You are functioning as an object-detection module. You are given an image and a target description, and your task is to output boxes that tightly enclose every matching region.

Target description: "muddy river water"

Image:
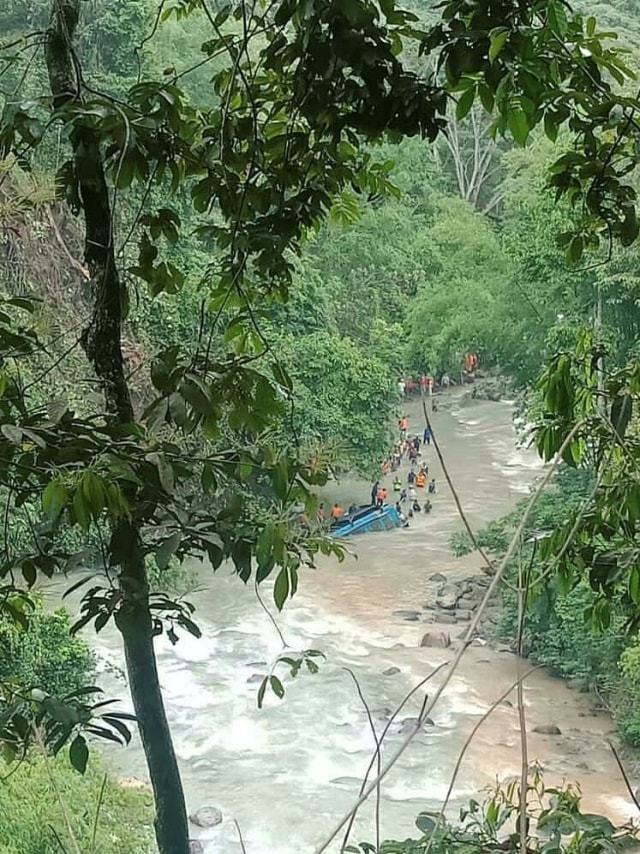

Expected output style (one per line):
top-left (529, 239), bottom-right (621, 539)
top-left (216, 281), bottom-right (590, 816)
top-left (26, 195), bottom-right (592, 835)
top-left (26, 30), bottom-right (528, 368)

top-left (46, 394), bottom-right (637, 852)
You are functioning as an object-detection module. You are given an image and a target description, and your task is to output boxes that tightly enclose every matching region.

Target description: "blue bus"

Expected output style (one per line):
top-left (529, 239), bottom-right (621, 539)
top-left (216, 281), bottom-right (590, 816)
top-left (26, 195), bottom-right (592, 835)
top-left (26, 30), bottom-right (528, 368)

top-left (331, 504), bottom-right (404, 538)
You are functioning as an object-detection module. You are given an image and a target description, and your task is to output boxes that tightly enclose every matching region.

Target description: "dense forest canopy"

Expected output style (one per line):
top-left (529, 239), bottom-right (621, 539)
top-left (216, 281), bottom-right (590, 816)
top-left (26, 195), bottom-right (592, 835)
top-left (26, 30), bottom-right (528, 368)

top-left (4, 1), bottom-right (640, 853)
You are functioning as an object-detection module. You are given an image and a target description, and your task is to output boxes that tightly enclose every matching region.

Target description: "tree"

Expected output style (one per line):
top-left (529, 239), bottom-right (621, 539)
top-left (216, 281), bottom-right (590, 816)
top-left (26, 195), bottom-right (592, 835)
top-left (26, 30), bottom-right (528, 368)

top-left (0, 1), bottom-right (638, 852)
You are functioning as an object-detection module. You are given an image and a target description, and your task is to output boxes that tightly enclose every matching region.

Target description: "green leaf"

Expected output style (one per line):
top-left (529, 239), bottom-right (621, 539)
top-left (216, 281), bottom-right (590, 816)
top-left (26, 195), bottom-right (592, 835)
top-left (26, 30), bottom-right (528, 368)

top-left (507, 109), bottom-right (529, 146)
top-left (273, 458), bottom-right (289, 501)
top-left (456, 86), bottom-right (475, 121)
top-left (567, 235), bottom-right (584, 263)
top-left (269, 674), bottom-right (285, 699)
top-left (73, 487), bottom-right (90, 531)
top-left (273, 568), bottom-right (290, 610)
top-left (329, 190), bottom-right (360, 227)
top-left (489, 29), bottom-right (509, 63)
top-left (81, 473), bottom-right (106, 519)
top-left (257, 677), bottom-right (268, 709)
top-left (156, 531), bottom-right (181, 570)
top-left (478, 83), bottom-right (495, 112)
top-left (544, 112), bottom-right (559, 142)
top-left (69, 734), bottom-right (88, 774)
top-left (0, 424), bottom-right (22, 444)
top-left (547, 0), bottom-right (569, 36)
top-left (611, 393), bottom-right (633, 440)
top-left (416, 813), bottom-right (437, 834)
top-left (42, 479), bottom-right (69, 521)
top-left (146, 452), bottom-right (174, 494)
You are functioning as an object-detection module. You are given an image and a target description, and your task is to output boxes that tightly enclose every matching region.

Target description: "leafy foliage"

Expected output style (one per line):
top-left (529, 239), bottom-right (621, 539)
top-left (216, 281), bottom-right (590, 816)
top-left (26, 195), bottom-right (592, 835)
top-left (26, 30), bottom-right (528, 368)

top-left (0, 598), bottom-right (95, 699)
top-left (4, 0), bottom-right (640, 849)
top-left (348, 770), bottom-right (637, 854)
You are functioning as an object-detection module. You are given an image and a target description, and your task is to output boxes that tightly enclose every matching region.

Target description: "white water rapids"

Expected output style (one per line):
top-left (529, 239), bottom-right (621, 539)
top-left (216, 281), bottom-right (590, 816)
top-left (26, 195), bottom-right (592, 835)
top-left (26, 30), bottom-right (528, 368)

top-left (44, 395), bottom-right (637, 852)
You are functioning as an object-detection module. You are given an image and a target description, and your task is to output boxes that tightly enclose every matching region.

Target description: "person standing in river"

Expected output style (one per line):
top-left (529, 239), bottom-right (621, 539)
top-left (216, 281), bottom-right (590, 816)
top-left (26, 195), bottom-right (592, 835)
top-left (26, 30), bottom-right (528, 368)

top-left (423, 425), bottom-right (432, 445)
top-left (371, 480), bottom-right (379, 506)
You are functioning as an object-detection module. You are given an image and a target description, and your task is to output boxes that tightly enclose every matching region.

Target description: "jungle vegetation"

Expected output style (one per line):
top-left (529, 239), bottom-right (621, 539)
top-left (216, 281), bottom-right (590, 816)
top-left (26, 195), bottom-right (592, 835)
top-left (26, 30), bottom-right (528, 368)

top-left (2, 1), bottom-right (640, 853)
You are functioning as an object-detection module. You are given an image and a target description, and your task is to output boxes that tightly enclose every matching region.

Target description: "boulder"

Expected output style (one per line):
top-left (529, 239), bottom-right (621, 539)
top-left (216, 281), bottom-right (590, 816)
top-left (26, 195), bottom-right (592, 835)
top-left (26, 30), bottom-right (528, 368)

top-left (435, 613), bottom-right (457, 625)
top-left (532, 724), bottom-right (562, 736)
top-left (383, 666), bottom-right (401, 676)
top-left (393, 610), bottom-right (421, 622)
top-left (189, 807), bottom-right (223, 828)
top-left (398, 716), bottom-right (435, 735)
top-left (373, 707), bottom-right (393, 718)
top-left (247, 673), bottom-right (264, 684)
top-left (420, 631), bottom-right (451, 649)
top-left (501, 699), bottom-right (514, 708)
top-left (247, 660), bottom-right (267, 668)
top-left (436, 583), bottom-right (462, 610)
top-left (455, 610), bottom-right (472, 622)
top-left (429, 572), bottom-right (447, 583)
top-left (190, 843), bottom-right (205, 854)
top-left (118, 775), bottom-right (152, 793)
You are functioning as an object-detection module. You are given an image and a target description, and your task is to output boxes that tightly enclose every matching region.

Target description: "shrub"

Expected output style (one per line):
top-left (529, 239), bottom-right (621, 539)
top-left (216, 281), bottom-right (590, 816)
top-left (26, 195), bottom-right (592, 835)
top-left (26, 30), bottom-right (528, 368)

top-left (612, 642), bottom-right (640, 746)
top-left (501, 581), bottom-right (626, 688)
top-left (0, 599), bottom-right (95, 697)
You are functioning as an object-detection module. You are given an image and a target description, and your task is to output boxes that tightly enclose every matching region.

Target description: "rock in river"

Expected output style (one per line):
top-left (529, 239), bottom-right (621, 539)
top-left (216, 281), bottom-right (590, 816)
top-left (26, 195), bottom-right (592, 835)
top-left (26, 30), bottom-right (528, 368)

top-left (189, 806), bottom-right (223, 828)
top-left (190, 843), bottom-right (204, 854)
top-left (118, 775), bottom-right (151, 793)
top-left (398, 716), bottom-right (435, 735)
top-left (420, 631), bottom-right (451, 648)
top-left (247, 673), bottom-right (264, 684)
top-left (383, 666), bottom-right (401, 676)
top-left (393, 609), bottom-right (421, 621)
top-left (532, 724), bottom-right (562, 736)
top-left (436, 583), bottom-right (462, 610)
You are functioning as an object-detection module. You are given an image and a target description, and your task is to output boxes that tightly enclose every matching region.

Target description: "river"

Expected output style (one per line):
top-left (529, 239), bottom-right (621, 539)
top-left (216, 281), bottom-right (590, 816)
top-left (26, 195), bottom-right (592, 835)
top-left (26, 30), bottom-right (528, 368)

top-left (45, 394), bottom-right (636, 853)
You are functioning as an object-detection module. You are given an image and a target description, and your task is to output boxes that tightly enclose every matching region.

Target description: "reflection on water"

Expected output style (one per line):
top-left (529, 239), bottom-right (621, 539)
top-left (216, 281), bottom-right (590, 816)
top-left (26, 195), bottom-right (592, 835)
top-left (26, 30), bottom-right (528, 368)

top-left (44, 395), bottom-right (636, 853)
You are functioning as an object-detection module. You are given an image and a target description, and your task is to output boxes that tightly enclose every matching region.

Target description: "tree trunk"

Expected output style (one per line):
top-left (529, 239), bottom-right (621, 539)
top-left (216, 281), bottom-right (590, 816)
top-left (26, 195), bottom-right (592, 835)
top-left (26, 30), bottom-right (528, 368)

top-left (45, 4), bottom-right (190, 852)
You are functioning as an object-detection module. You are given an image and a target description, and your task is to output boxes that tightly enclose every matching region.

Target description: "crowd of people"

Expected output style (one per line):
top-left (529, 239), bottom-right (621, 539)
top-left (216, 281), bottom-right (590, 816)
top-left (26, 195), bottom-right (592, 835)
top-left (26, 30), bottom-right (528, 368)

top-left (398, 373), bottom-right (452, 399)
top-left (302, 387), bottom-right (447, 531)
top-left (370, 411), bottom-right (439, 526)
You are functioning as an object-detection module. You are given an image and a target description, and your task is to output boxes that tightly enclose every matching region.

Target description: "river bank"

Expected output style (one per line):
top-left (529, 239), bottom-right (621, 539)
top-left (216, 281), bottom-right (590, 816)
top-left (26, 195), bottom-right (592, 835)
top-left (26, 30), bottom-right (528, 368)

top-left (43, 393), bottom-right (637, 853)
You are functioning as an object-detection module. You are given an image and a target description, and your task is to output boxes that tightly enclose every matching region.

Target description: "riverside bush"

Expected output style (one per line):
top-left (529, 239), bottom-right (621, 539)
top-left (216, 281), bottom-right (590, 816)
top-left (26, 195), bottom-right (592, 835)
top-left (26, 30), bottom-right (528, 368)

top-left (0, 753), bottom-right (154, 853)
top-left (350, 771), bottom-right (637, 854)
top-left (613, 642), bottom-right (640, 746)
top-left (451, 466), bottom-right (640, 745)
top-left (0, 598), bottom-right (94, 697)
top-left (500, 581), bottom-right (626, 686)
